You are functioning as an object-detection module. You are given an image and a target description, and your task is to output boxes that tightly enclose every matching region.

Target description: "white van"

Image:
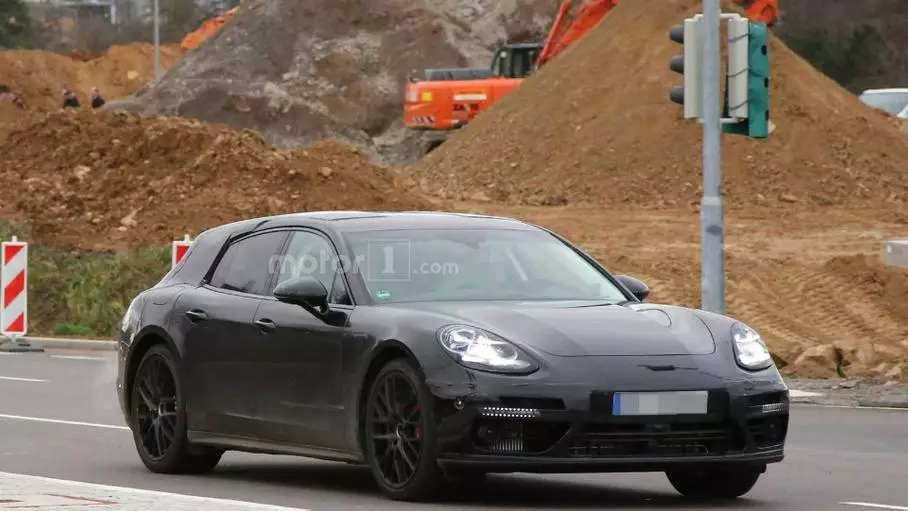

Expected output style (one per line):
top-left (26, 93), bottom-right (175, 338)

top-left (858, 88), bottom-right (908, 119)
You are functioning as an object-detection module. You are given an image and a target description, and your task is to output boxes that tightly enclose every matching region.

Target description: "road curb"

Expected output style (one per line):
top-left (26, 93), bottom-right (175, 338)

top-left (15, 336), bottom-right (117, 351)
top-left (856, 396), bottom-right (908, 409)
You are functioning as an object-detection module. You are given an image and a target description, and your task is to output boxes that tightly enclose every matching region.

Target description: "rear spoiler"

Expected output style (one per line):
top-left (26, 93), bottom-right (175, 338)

top-left (409, 68), bottom-right (493, 83)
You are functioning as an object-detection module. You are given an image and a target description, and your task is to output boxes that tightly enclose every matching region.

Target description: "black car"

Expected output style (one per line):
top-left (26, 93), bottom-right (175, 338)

top-left (116, 211), bottom-right (789, 501)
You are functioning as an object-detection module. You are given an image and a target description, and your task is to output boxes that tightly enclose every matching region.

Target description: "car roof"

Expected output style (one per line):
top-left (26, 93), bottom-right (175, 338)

top-left (860, 88), bottom-right (908, 95)
top-left (202, 211), bottom-right (540, 238)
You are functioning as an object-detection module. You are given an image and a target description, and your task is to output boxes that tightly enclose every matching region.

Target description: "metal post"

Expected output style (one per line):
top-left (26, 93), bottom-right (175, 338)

top-left (700, 0), bottom-right (724, 313)
top-left (153, 0), bottom-right (161, 81)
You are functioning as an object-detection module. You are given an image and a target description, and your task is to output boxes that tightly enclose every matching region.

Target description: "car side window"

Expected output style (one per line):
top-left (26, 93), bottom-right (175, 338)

top-left (277, 231), bottom-right (351, 305)
top-left (208, 231), bottom-right (288, 296)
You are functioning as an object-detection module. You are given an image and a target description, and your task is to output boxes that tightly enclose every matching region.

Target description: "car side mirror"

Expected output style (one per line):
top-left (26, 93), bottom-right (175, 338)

top-left (273, 277), bottom-right (329, 315)
top-left (616, 274), bottom-right (650, 302)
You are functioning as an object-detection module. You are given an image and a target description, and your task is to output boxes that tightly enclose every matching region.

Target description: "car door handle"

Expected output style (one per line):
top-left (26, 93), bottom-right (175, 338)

top-left (185, 310), bottom-right (208, 322)
top-left (255, 319), bottom-right (276, 332)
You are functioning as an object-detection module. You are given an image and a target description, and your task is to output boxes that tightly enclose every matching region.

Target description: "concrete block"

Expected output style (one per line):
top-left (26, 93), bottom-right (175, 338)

top-left (885, 239), bottom-right (908, 267)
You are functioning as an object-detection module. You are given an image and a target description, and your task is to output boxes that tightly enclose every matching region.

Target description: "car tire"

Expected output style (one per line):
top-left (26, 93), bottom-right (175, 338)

top-left (363, 358), bottom-right (446, 501)
top-left (129, 344), bottom-right (223, 474)
top-left (666, 465), bottom-right (764, 499)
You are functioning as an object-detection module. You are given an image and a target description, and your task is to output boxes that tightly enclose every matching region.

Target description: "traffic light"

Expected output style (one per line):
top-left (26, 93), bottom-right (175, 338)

top-left (723, 19), bottom-right (771, 138)
top-left (669, 15), bottom-right (703, 120)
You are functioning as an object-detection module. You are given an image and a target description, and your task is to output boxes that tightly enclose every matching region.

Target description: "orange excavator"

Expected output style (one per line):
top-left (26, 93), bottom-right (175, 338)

top-left (404, 0), bottom-right (779, 154)
top-left (180, 6), bottom-right (239, 51)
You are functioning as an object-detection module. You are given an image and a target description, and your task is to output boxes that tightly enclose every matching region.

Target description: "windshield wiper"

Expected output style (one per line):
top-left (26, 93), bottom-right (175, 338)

top-left (566, 301), bottom-right (620, 309)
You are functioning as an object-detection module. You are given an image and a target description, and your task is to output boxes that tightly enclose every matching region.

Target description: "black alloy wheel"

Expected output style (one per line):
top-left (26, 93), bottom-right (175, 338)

top-left (130, 344), bottom-right (222, 474)
top-left (364, 358), bottom-right (445, 501)
top-left (134, 351), bottom-right (177, 461)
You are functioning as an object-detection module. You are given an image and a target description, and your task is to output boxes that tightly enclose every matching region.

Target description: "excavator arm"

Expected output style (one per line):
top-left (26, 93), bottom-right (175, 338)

top-left (536, 0), bottom-right (619, 68)
top-left (180, 6), bottom-right (239, 51)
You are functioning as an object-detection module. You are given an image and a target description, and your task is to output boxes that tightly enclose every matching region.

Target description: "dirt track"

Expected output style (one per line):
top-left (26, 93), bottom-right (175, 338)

top-left (455, 203), bottom-right (908, 381)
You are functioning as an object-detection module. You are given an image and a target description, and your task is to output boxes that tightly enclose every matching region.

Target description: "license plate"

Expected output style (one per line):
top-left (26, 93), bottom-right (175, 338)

top-left (612, 391), bottom-right (709, 416)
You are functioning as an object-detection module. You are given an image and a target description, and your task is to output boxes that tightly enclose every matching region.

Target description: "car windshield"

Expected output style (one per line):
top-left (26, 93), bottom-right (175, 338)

top-left (343, 228), bottom-right (628, 303)
top-left (859, 90), bottom-right (908, 117)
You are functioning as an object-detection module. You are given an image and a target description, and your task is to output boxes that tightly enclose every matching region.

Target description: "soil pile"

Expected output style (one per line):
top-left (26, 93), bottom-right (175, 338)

top-left (0, 43), bottom-right (183, 116)
top-left (0, 109), bottom-right (435, 251)
top-left (106, 0), bottom-right (557, 164)
top-left (414, 0), bottom-right (908, 209)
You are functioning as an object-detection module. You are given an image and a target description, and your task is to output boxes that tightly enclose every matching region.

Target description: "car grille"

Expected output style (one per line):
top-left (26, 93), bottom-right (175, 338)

top-left (568, 421), bottom-right (745, 458)
top-left (470, 419), bottom-right (570, 455)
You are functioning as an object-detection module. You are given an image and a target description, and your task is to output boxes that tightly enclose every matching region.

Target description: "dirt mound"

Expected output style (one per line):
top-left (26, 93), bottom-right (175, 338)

top-left (0, 43), bottom-right (183, 115)
top-left (107, 0), bottom-right (557, 164)
top-left (0, 109), bottom-right (435, 251)
top-left (414, 0), bottom-right (908, 209)
top-left (823, 254), bottom-right (908, 324)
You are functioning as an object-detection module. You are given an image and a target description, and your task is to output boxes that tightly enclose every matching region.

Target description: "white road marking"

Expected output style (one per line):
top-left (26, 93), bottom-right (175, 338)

top-left (789, 389), bottom-right (824, 398)
top-left (0, 414), bottom-right (129, 431)
top-left (794, 403), bottom-right (908, 412)
top-left (0, 472), bottom-right (311, 510)
top-left (841, 502), bottom-right (908, 510)
top-left (50, 355), bottom-right (106, 361)
top-left (0, 376), bottom-right (47, 383)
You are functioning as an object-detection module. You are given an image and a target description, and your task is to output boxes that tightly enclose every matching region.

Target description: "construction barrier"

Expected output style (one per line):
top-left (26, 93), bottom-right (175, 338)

top-left (0, 232), bottom-right (196, 352)
top-left (172, 234), bottom-right (193, 268)
top-left (0, 236), bottom-right (42, 352)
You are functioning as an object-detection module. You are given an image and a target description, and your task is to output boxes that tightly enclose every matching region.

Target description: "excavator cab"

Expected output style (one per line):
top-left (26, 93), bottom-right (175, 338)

top-left (489, 43), bottom-right (544, 79)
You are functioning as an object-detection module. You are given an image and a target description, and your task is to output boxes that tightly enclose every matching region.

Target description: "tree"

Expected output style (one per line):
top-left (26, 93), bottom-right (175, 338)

top-left (160, 0), bottom-right (205, 36)
top-left (778, 22), bottom-right (888, 93)
top-left (0, 0), bottom-right (32, 48)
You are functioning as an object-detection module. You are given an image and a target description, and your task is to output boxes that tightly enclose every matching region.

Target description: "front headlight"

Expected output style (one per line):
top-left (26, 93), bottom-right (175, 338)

top-left (120, 297), bottom-right (140, 332)
top-left (731, 322), bottom-right (772, 370)
top-left (436, 325), bottom-right (538, 374)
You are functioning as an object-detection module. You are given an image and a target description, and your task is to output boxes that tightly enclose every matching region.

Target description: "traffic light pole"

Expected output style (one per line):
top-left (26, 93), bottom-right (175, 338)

top-left (153, 0), bottom-right (161, 81)
top-left (700, 0), bottom-right (725, 314)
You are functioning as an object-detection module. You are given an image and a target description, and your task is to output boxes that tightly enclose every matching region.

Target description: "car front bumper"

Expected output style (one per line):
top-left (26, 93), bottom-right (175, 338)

top-left (428, 368), bottom-right (789, 474)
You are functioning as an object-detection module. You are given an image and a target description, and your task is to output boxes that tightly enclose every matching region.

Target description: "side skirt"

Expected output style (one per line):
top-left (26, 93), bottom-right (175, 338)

top-left (188, 431), bottom-right (365, 464)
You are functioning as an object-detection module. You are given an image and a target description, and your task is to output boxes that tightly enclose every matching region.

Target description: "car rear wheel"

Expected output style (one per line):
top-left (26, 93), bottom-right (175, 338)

top-left (130, 344), bottom-right (222, 474)
top-left (364, 358), bottom-right (445, 501)
top-left (666, 465), bottom-right (764, 499)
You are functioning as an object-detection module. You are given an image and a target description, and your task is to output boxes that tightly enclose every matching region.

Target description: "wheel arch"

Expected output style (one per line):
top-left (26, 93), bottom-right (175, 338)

top-left (355, 339), bottom-right (423, 454)
top-left (124, 327), bottom-right (179, 412)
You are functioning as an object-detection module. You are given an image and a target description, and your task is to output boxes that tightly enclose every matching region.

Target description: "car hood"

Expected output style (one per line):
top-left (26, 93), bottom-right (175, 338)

top-left (400, 301), bottom-right (716, 357)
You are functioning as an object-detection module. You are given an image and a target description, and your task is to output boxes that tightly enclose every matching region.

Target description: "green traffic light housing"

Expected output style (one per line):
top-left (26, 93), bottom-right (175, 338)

top-left (722, 21), bottom-right (771, 138)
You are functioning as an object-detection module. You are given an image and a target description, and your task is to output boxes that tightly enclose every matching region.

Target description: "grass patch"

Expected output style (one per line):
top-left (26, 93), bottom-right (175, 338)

top-left (0, 222), bottom-right (169, 337)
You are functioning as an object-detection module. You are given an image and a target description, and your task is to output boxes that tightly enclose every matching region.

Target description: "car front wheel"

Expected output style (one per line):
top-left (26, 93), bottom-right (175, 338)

top-left (364, 358), bottom-right (445, 501)
top-left (130, 344), bottom-right (222, 474)
top-left (666, 465), bottom-right (764, 499)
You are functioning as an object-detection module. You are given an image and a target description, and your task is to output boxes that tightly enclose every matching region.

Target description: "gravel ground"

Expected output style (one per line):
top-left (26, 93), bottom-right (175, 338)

top-left (786, 377), bottom-right (908, 408)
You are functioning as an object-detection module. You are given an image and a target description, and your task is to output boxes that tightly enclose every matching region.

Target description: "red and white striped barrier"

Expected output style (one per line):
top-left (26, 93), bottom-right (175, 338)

top-left (172, 234), bottom-right (193, 268)
top-left (0, 236), bottom-right (41, 352)
top-left (1, 236), bottom-right (27, 336)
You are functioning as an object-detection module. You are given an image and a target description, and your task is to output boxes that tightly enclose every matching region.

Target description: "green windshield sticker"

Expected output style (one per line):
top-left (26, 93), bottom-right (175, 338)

top-left (375, 289), bottom-right (391, 300)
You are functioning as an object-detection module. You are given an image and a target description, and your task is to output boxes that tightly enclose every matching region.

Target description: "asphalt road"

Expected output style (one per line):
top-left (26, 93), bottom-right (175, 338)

top-left (0, 349), bottom-right (906, 511)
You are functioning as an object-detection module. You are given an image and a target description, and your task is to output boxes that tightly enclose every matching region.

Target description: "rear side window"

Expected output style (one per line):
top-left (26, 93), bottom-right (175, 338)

top-left (209, 231), bottom-right (288, 296)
